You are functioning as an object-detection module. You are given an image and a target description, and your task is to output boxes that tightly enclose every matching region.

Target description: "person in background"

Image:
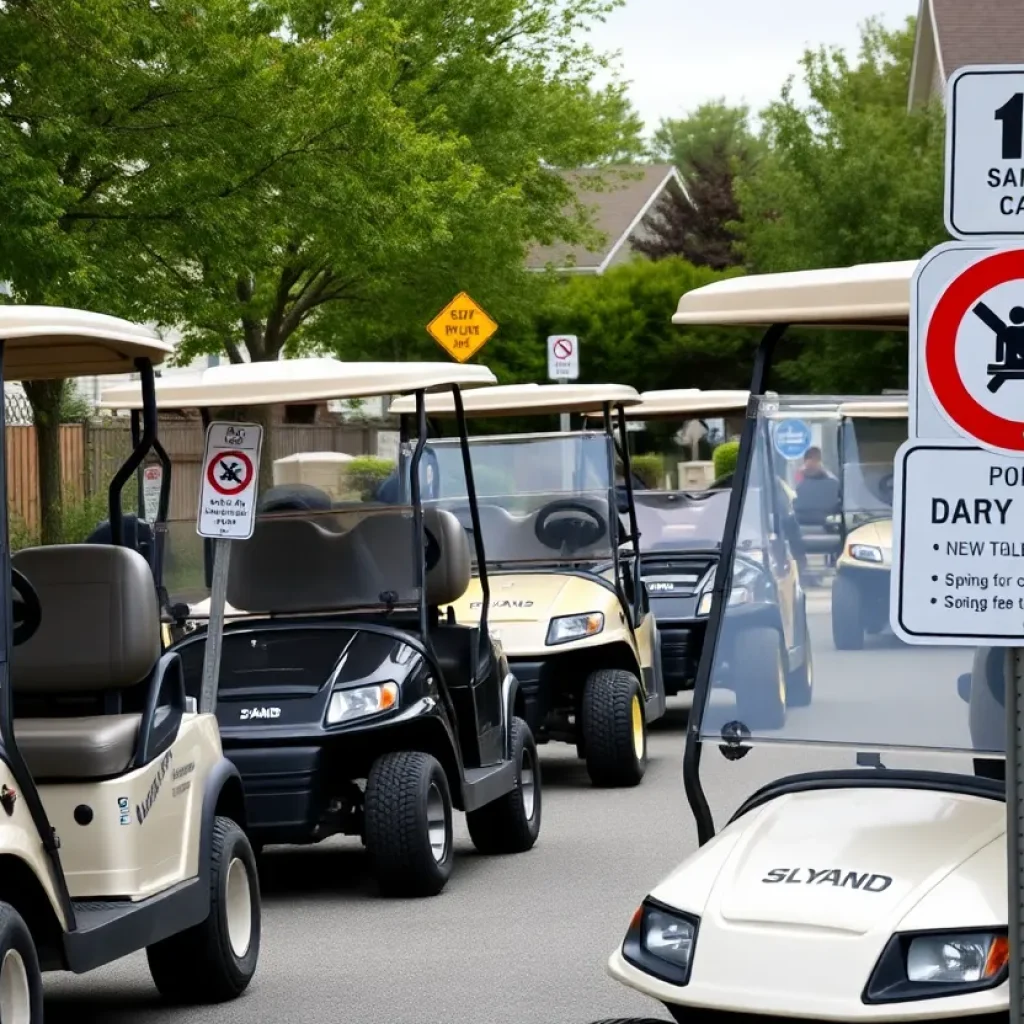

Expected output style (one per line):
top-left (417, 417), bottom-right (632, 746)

top-left (794, 446), bottom-right (839, 516)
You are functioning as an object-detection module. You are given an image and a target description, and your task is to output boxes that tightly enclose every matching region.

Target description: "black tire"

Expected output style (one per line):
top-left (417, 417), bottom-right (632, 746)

top-left (148, 816), bottom-right (261, 1003)
top-left (581, 669), bottom-right (647, 788)
top-left (364, 751), bottom-right (454, 897)
top-left (0, 903), bottom-right (42, 1022)
top-left (787, 604), bottom-right (813, 708)
top-left (831, 573), bottom-right (864, 650)
top-left (466, 717), bottom-right (542, 854)
top-left (732, 626), bottom-right (787, 730)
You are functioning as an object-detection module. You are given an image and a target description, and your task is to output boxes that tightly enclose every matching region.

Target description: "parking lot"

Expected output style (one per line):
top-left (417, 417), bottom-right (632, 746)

top-left (41, 598), bottom-right (973, 1024)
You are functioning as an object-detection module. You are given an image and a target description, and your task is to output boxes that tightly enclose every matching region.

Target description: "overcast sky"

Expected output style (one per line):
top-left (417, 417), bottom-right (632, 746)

top-left (583, 0), bottom-right (920, 135)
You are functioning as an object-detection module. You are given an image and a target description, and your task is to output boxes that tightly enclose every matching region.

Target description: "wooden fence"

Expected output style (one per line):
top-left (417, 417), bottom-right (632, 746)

top-left (7, 418), bottom-right (384, 533)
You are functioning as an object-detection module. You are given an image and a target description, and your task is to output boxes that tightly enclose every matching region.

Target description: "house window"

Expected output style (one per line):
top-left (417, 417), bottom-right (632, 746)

top-left (284, 404), bottom-right (317, 425)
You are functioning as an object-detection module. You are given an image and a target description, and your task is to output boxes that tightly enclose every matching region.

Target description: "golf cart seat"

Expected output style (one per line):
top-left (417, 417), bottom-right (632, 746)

top-left (10, 544), bottom-right (166, 781)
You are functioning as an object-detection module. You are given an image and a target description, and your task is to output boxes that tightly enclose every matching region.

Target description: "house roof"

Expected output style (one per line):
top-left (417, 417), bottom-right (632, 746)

top-left (526, 164), bottom-right (686, 274)
top-left (909, 0), bottom-right (1024, 108)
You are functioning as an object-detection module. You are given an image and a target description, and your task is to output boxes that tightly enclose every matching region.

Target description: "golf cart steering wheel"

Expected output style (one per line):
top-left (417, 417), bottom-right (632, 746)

top-left (11, 568), bottom-right (41, 647)
top-left (534, 499), bottom-right (607, 554)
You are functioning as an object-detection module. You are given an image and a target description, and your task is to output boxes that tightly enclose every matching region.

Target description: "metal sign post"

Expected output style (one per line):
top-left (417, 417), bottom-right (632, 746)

top-left (894, 64), bottom-right (1024, 1021)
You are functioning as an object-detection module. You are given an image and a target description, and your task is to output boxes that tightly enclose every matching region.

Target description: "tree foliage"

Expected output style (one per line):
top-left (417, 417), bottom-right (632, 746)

top-left (734, 17), bottom-right (945, 392)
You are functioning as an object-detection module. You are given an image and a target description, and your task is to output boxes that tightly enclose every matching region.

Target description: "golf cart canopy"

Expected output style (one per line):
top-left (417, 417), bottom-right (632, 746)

top-left (622, 389), bottom-right (750, 419)
top-left (837, 398), bottom-right (909, 418)
top-left (672, 260), bottom-right (915, 329)
top-left (98, 357), bottom-right (497, 409)
top-left (389, 382), bottom-right (641, 416)
top-left (0, 306), bottom-right (172, 379)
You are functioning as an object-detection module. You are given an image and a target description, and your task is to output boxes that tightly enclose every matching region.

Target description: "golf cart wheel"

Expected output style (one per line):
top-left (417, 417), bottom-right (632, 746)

top-left (733, 626), bottom-right (787, 730)
top-left (786, 607), bottom-right (813, 708)
top-left (0, 904), bottom-right (42, 1023)
top-left (466, 716), bottom-right (542, 855)
top-left (148, 816), bottom-right (261, 1003)
top-left (581, 669), bottom-right (647, 788)
top-left (831, 573), bottom-right (864, 650)
top-left (364, 751), bottom-right (454, 897)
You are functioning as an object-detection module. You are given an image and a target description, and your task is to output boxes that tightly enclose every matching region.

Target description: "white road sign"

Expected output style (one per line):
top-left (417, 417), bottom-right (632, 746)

top-left (547, 334), bottom-right (579, 380)
top-left (197, 421), bottom-right (263, 540)
top-left (946, 65), bottom-right (1024, 238)
top-left (890, 440), bottom-right (1024, 644)
top-left (142, 464), bottom-right (162, 523)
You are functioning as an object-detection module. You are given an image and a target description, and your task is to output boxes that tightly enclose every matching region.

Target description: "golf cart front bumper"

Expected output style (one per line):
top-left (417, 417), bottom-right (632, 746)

top-left (836, 561), bottom-right (891, 601)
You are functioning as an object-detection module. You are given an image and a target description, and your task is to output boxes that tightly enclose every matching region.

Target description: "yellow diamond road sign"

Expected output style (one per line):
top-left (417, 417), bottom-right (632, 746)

top-left (426, 292), bottom-right (497, 362)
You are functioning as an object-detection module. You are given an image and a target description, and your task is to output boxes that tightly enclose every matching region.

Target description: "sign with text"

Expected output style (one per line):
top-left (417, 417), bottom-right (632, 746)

top-left (196, 422), bottom-right (263, 540)
top-left (142, 464), bottom-right (162, 523)
top-left (946, 65), bottom-right (1024, 238)
top-left (890, 440), bottom-right (1024, 644)
top-left (426, 292), bottom-right (498, 362)
top-left (547, 334), bottom-right (579, 380)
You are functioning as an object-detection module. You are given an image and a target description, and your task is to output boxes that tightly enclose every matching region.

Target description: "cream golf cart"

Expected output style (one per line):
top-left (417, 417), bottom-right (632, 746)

top-left (389, 383), bottom-right (664, 788)
top-left (599, 260), bottom-right (1012, 1023)
top-left (831, 398), bottom-right (909, 650)
top-left (0, 307), bottom-right (263, 1020)
top-left (102, 359), bottom-right (544, 898)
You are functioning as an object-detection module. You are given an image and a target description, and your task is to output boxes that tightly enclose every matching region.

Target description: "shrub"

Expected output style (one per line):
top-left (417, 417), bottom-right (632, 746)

top-left (346, 457), bottom-right (395, 500)
top-left (631, 454), bottom-right (665, 488)
top-left (712, 441), bottom-right (739, 481)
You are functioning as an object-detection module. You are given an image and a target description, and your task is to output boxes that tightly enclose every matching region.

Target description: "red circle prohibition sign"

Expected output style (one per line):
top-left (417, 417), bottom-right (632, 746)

top-left (553, 337), bottom-right (573, 359)
top-left (926, 247), bottom-right (1024, 453)
top-left (207, 450), bottom-right (253, 495)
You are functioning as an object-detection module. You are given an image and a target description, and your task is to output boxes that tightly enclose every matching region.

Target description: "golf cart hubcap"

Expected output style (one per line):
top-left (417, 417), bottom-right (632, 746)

top-left (521, 747), bottom-right (536, 820)
top-left (427, 783), bottom-right (449, 863)
top-left (631, 695), bottom-right (644, 760)
top-left (225, 857), bottom-right (253, 958)
top-left (0, 948), bottom-right (30, 1024)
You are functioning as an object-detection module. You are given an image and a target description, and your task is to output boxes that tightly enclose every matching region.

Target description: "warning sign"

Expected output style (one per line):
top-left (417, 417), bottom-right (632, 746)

top-left (547, 334), bottom-right (579, 380)
top-left (142, 464), bottom-right (162, 523)
top-left (426, 292), bottom-right (498, 362)
top-left (197, 422), bottom-right (263, 540)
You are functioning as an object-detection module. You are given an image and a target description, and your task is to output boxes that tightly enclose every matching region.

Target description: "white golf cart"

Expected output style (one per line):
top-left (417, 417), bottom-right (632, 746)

top-left (390, 382), bottom-right (666, 787)
top-left (101, 359), bottom-right (543, 898)
top-left (0, 307), bottom-right (263, 1020)
top-left (601, 260), bottom-right (1011, 1021)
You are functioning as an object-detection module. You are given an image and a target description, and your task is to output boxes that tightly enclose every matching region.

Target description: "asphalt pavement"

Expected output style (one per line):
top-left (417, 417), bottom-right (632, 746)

top-left (43, 608), bottom-right (977, 1024)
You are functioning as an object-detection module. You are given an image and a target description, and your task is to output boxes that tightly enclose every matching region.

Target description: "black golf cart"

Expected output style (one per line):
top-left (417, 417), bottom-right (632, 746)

top-left (100, 359), bottom-right (541, 898)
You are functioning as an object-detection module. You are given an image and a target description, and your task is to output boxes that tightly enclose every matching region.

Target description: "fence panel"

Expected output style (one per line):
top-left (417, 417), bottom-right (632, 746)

top-left (6, 425), bottom-right (86, 536)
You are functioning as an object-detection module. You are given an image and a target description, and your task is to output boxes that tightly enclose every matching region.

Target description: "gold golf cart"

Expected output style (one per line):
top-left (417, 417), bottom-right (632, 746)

top-left (0, 306), bottom-right (261, 1020)
top-left (390, 382), bottom-right (664, 787)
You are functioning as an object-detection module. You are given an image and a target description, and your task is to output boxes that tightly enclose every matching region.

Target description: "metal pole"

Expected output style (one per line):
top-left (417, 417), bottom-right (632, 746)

top-left (199, 538), bottom-right (232, 715)
top-left (1009, 646), bottom-right (1023, 1023)
top-left (559, 378), bottom-right (570, 433)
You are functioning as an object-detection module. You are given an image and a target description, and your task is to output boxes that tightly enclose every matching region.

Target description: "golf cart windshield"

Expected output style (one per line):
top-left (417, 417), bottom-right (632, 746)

top-left (842, 413), bottom-right (905, 525)
top-left (633, 489), bottom-right (730, 552)
top-left (697, 395), bottom-right (985, 756)
top-left (423, 433), bottom-right (617, 565)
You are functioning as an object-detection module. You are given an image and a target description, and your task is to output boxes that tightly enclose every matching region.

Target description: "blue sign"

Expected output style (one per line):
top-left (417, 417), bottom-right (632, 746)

top-left (773, 418), bottom-right (813, 460)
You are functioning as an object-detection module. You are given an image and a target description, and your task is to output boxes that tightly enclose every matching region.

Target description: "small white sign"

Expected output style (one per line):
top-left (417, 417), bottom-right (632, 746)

top-left (890, 440), bottom-right (1024, 644)
top-left (946, 65), bottom-right (1024, 238)
top-left (547, 334), bottom-right (579, 380)
top-left (197, 422), bottom-right (263, 540)
top-left (142, 464), bottom-right (162, 523)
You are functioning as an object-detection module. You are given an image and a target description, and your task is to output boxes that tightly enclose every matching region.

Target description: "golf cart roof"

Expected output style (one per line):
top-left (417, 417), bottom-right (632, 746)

top-left (838, 398), bottom-right (909, 418)
top-left (0, 306), bottom-right (173, 380)
top-left (621, 389), bottom-right (750, 419)
top-left (672, 261), bottom-right (915, 329)
top-left (98, 357), bottom-right (497, 409)
top-left (389, 382), bottom-right (641, 416)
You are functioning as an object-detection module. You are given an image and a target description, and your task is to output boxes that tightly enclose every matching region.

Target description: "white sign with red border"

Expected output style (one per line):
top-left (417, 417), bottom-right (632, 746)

top-left (197, 421), bottom-right (263, 540)
top-left (547, 334), bottom-right (579, 381)
top-left (142, 464), bottom-right (162, 523)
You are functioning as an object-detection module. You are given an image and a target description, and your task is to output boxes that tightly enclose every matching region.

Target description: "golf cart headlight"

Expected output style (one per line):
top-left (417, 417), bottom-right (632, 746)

top-left (697, 586), bottom-right (751, 617)
top-left (621, 900), bottom-right (699, 985)
top-left (325, 682), bottom-right (398, 726)
top-left (849, 543), bottom-right (883, 563)
top-left (546, 612), bottom-right (604, 645)
top-left (906, 933), bottom-right (1008, 985)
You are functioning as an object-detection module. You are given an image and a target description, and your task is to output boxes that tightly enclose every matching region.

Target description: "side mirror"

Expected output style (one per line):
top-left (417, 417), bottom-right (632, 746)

top-left (957, 672), bottom-right (972, 703)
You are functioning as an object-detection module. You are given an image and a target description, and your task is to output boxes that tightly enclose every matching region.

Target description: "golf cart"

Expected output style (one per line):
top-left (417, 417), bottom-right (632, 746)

top-left (0, 307), bottom-right (262, 1018)
top-left (603, 259), bottom-right (1013, 1021)
top-left (389, 382), bottom-right (665, 787)
top-left (101, 358), bottom-right (542, 898)
top-left (831, 398), bottom-right (908, 650)
top-left (604, 390), bottom-right (812, 710)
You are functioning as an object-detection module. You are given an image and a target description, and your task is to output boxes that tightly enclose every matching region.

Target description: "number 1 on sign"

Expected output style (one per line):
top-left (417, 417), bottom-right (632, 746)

top-left (996, 92), bottom-right (1024, 159)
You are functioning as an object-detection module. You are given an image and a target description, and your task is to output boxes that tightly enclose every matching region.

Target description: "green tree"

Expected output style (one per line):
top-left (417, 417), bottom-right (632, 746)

top-left (652, 99), bottom-right (758, 177)
top-left (734, 17), bottom-right (945, 393)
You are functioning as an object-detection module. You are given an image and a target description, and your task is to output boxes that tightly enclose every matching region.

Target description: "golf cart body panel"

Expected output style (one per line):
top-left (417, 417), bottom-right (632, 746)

top-left (608, 261), bottom-right (1014, 1021)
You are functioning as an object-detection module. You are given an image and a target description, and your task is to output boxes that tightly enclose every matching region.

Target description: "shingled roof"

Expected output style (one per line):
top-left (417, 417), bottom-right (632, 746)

top-left (526, 164), bottom-right (687, 274)
top-left (909, 0), bottom-right (1024, 108)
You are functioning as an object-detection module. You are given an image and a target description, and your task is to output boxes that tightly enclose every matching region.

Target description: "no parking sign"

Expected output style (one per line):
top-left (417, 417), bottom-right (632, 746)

top-left (196, 422), bottom-right (263, 539)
